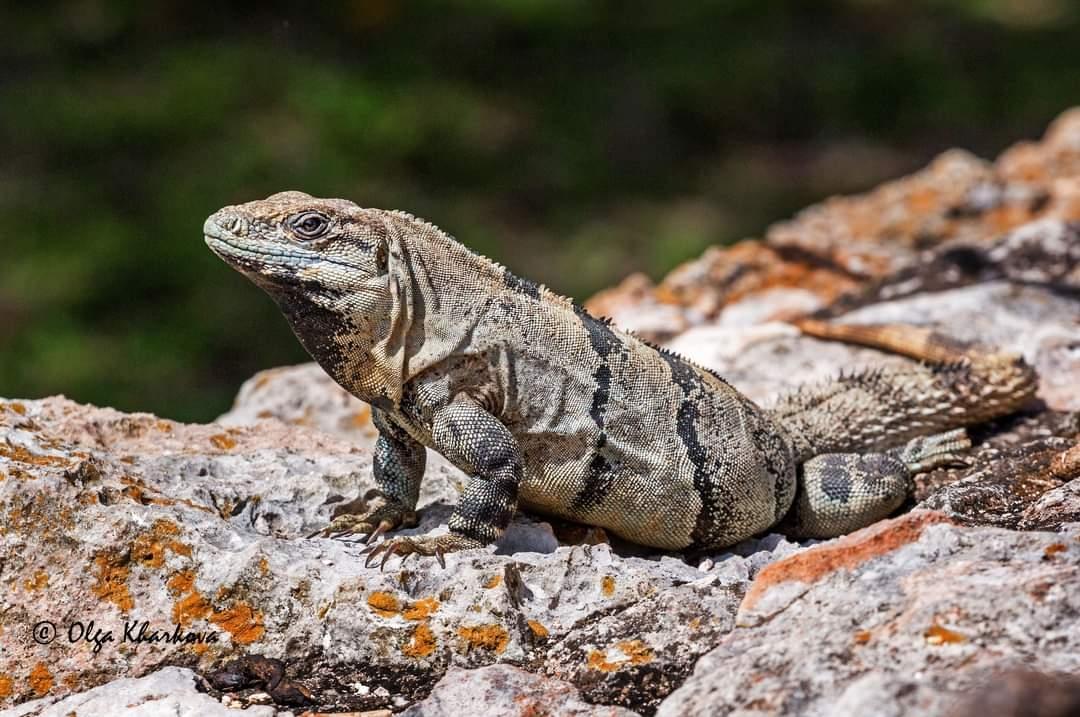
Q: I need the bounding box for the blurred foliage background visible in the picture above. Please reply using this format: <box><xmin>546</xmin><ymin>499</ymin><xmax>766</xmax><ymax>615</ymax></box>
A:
<box><xmin>2</xmin><ymin>1</ymin><xmax>1079</xmax><ymax>421</ymax></box>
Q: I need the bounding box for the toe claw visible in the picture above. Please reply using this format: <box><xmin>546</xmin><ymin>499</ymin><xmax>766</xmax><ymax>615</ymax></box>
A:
<box><xmin>435</xmin><ymin>548</ymin><xmax>446</xmax><ymax>569</ymax></box>
<box><xmin>366</xmin><ymin>522</ymin><xmax>389</xmax><ymax>545</ymax></box>
<box><xmin>379</xmin><ymin>543</ymin><xmax>400</xmax><ymax>571</ymax></box>
<box><xmin>364</xmin><ymin>544</ymin><xmax>384</xmax><ymax>569</ymax></box>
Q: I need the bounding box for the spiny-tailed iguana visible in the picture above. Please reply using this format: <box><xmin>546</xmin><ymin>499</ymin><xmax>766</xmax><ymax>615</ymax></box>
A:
<box><xmin>204</xmin><ymin>191</ymin><xmax>1037</xmax><ymax>565</ymax></box>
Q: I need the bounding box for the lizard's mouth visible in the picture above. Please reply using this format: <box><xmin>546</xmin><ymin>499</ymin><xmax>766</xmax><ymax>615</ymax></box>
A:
<box><xmin>204</xmin><ymin>216</ymin><xmax>363</xmax><ymax>275</ymax></box>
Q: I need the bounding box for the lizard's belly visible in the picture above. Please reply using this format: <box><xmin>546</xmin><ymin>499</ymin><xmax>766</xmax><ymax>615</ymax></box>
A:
<box><xmin>515</xmin><ymin>431</ymin><xmax>702</xmax><ymax>550</ymax></box>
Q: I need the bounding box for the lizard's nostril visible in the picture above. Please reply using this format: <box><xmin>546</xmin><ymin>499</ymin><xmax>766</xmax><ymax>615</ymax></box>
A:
<box><xmin>204</xmin><ymin>212</ymin><xmax>249</xmax><ymax>238</ymax></box>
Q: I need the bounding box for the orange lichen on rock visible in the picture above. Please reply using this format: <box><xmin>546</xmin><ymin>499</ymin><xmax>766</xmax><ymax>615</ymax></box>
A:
<box><xmin>23</xmin><ymin>571</ymin><xmax>48</xmax><ymax>591</ymax></box>
<box><xmin>601</xmin><ymin>575</ymin><xmax>615</xmax><ymax>596</ymax></box>
<box><xmin>457</xmin><ymin>624</ymin><xmax>509</xmax><ymax>654</ymax></box>
<box><xmin>403</xmin><ymin>597</ymin><xmax>439</xmax><ymax>621</ymax></box>
<box><xmin>189</xmin><ymin>641</ymin><xmax>211</xmax><ymax>656</ymax></box>
<box><xmin>349</xmin><ymin>405</ymin><xmax>372</xmax><ymax>428</ymax></box>
<box><xmin>0</xmin><ymin>673</ymin><xmax>12</xmax><ymax>699</ymax></box>
<box><xmin>587</xmin><ymin>640</ymin><xmax>655</xmax><ymax>672</ymax></box>
<box><xmin>167</xmin><ymin>568</ymin><xmax>265</xmax><ymax>646</ymax></box>
<box><xmin>209</xmin><ymin>602</ymin><xmax>265</xmax><ymax>645</ymax></box>
<box><xmin>131</xmin><ymin>519</ymin><xmax>191</xmax><ymax>568</ymax></box>
<box><xmin>402</xmin><ymin>623</ymin><xmax>436</xmax><ymax>658</ymax></box>
<box><xmin>168</xmin><ymin>571</ymin><xmax>213</xmax><ymax>626</ymax></box>
<box><xmin>1044</xmin><ymin>543</ymin><xmax>1068</xmax><ymax>558</ymax></box>
<box><xmin>28</xmin><ymin>662</ymin><xmax>53</xmax><ymax>696</ymax></box>
<box><xmin>209</xmin><ymin>434</ymin><xmax>238</xmax><ymax>450</ymax></box>
<box><xmin>257</xmin><ymin>556</ymin><xmax>270</xmax><ymax>576</ymax></box>
<box><xmin>741</xmin><ymin>511</ymin><xmax>953</xmax><ymax>614</ymax></box>
<box><xmin>120</xmin><ymin>477</ymin><xmax>176</xmax><ymax>508</ymax></box>
<box><xmin>173</xmin><ymin>591</ymin><xmax>213</xmax><ymax>626</ymax></box>
<box><xmin>854</xmin><ymin>630</ymin><xmax>872</xmax><ymax>645</ymax></box>
<box><xmin>0</xmin><ymin>441</ymin><xmax>70</xmax><ymax>468</ymax></box>
<box><xmin>925</xmin><ymin>622</ymin><xmax>967</xmax><ymax>646</ymax></box>
<box><xmin>367</xmin><ymin>591</ymin><xmax>401</xmax><ymax>618</ymax></box>
<box><xmin>527</xmin><ymin>620</ymin><xmax>549</xmax><ymax>639</ymax></box>
<box><xmin>91</xmin><ymin>552</ymin><xmax>134</xmax><ymax>612</ymax></box>
<box><xmin>483</xmin><ymin>574</ymin><xmax>502</xmax><ymax>589</ymax></box>
<box><xmin>166</xmin><ymin>569</ymin><xmax>196</xmax><ymax>596</ymax></box>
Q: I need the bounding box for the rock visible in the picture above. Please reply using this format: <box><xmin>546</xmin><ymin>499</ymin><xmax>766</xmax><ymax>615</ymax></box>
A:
<box><xmin>584</xmin><ymin>273</ymin><xmax>692</xmax><ymax>342</ymax></box>
<box><xmin>541</xmin><ymin>568</ymin><xmax>744</xmax><ymax>712</ymax></box>
<box><xmin>659</xmin><ymin>516</ymin><xmax>1080</xmax><ymax>717</ymax></box>
<box><xmin>946</xmin><ymin>670</ymin><xmax>1080</xmax><ymax>717</ymax></box>
<box><xmin>1018</xmin><ymin>443</ymin><xmax>1080</xmax><ymax>531</ymax></box>
<box><xmin>217</xmin><ymin>363</ymin><xmax>377</xmax><ymax>444</ymax></box>
<box><xmin>400</xmin><ymin>664</ymin><xmax>640</xmax><ymax>717</ymax></box>
<box><xmin>0</xmin><ymin>396</ymin><xmax>760</xmax><ymax>712</ymax></box>
<box><xmin>672</xmin><ymin>280</ymin><xmax>1080</xmax><ymax>410</ymax></box>
<box><xmin>589</xmin><ymin>109</ymin><xmax>1080</xmax><ymax>342</ymax></box>
<box><xmin>917</xmin><ymin>414</ymin><xmax>1080</xmax><ymax>528</ymax></box>
<box><xmin>4</xmin><ymin>109</ymin><xmax>1080</xmax><ymax>716</ymax></box>
<box><xmin>1019</xmin><ymin>477</ymin><xmax>1080</xmax><ymax>531</ymax></box>
<box><xmin>5</xmin><ymin>666</ymin><xmax>283</xmax><ymax>717</ymax></box>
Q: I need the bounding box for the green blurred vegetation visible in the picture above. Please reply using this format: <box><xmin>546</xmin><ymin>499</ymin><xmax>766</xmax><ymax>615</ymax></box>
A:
<box><xmin>2</xmin><ymin>1</ymin><xmax>1078</xmax><ymax>420</ymax></box>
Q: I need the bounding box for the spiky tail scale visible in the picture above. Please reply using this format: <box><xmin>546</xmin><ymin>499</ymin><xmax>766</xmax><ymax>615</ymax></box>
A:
<box><xmin>769</xmin><ymin>319</ymin><xmax>1038</xmax><ymax>461</ymax></box>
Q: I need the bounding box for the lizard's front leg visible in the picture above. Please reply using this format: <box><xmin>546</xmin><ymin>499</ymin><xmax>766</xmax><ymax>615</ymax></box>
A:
<box><xmin>311</xmin><ymin>409</ymin><xmax>423</xmax><ymax>539</ymax></box>
<box><xmin>363</xmin><ymin>399</ymin><xmax>522</xmax><ymax>568</ymax></box>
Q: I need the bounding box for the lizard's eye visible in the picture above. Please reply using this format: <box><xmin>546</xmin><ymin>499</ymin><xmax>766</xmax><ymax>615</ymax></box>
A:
<box><xmin>288</xmin><ymin>211</ymin><xmax>330</xmax><ymax>240</ymax></box>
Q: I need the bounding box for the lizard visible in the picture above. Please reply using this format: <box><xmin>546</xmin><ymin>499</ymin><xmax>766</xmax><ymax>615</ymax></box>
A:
<box><xmin>204</xmin><ymin>191</ymin><xmax>1038</xmax><ymax>566</ymax></box>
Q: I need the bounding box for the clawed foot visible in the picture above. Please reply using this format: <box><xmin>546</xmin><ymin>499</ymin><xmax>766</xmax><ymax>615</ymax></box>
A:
<box><xmin>360</xmin><ymin>532</ymin><xmax>484</xmax><ymax>570</ymax></box>
<box><xmin>897</xmin><ymin>428</ymin><xmax>973</xmax><ymax>473</ymax></box>
<box><xmin>307</xmin><ymin>489</ymin><xmax>418</xmax><ymax>542</ymax></box>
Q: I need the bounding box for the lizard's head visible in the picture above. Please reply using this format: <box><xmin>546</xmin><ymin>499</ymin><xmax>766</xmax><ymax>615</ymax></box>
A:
<box><xmin>205</xmin><ymin>190</ymin><xmax>486</xmax><ymax>404</ymax></box>
<box><xmin>204</xmin><ymin>191</ymin><xmax>422</xmax><ymax>403</ymax></box>
<box><xmin>203</xmin><ymin>190</ymin><xmax>391</xmax><ymax>315</ymax></box>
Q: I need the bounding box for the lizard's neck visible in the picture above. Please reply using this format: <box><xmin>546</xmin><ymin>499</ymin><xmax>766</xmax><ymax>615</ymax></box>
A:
<box><xmin>271</xmin><ymin>288</ymin><xmax>400</xmax><ymax>407</ymax></box>
<box><xmin>373</xmin><ymin>211</ymin><xmax>511</xmax><ymax>378</ymax></box>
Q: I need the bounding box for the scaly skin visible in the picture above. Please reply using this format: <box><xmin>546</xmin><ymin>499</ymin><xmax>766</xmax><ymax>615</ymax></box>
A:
<box><xmin>204</xmin><ymin>191</ymin><xmax>1038</xmax><ymax>565</ymax></box>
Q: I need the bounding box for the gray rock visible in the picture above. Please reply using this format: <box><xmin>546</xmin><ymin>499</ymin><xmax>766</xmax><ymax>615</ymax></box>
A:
<box><xmin>0</xmin><ymin>397</ymin><xmax>762</xmax><ymax>712</ymax></box>
<box><xmin>670</xmin><ymin>280</ymin><xmax>1080</xmax><ymax>411</ymax></box>
<box><xmin>3</xmin><ymin>666</ymin><xmax>283</xmax><ymax>717</ymax></box>
<box><xmin>1020</xmin><ymin>471</ymin><xmax>1080</xmax><ymax>532</ymax></box>
<box><xmin>657</xmin><ymin>515</ymin><xmax>1080</xmax><ymax>717</ymax></box>
<box><xmin>217</xmin><ymin>362</ymin><xmax>377</xmax><ymax>444</ymax></box>
<box><xmin>400</xmin><ymin>664</ymin><xmax>640</xmax><ymax>717</ymax></box>
<box><xmin>946</xmin><ymin>670</ymin><xmax>1080</xmax><ymax>717</ymax></box>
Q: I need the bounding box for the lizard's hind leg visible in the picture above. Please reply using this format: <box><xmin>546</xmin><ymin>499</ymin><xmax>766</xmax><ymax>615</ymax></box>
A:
<box><xmin>783</xmin><ymin>428</ymin><xmax>970</xmax><ymax>539</ymax></box>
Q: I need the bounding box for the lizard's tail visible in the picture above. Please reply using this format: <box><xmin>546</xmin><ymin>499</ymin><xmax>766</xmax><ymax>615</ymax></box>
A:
<box><xmin>769</xmin><ymin>319</ymin><xmax>1038</xmax><ymax>461</ymax></box>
